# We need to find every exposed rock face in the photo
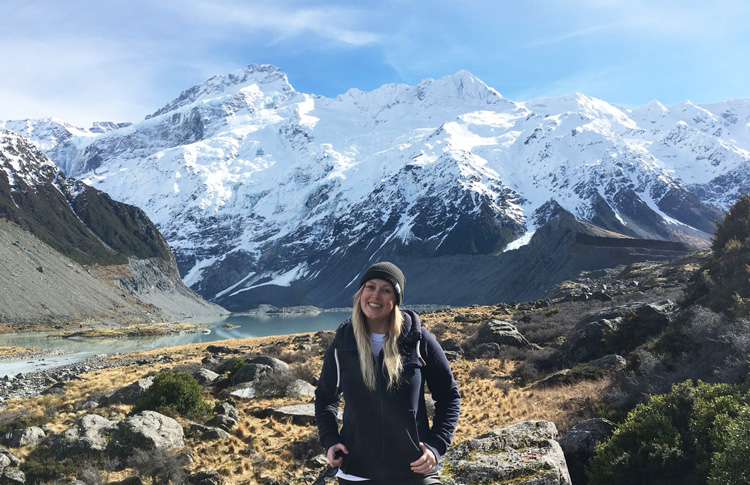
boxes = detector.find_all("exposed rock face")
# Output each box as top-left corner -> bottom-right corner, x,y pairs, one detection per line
2,427 -> 45,448
52,414 -> 118,458
556,301 -> 675,365
107,411 -> 184,459
558,418 -> 616,485
230,363 -> 272,386
441,420 -> 571,485
0,130 -> 224,328
102,376 -> 154,405
477,320 -> 535,349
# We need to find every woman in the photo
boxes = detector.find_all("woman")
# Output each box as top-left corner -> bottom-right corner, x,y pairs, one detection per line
315,262 -> 461,484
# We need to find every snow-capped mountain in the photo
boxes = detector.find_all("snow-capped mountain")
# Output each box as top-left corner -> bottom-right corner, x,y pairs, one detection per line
6,64 -> 744,309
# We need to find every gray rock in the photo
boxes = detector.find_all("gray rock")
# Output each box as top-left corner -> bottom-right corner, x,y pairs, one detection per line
286,379 -> 316,399
186,422 -> 231,441
247,356 -> 289,373
557,301 -> 674,365
0,469 -> 25,485
444,351 -> 462,362
52,414 -> 118,458
214,402 -> 239,421
74,400 -> 100,411
103,376 -> 154,405
439,338 -> 463,353
193,368 -> 220,385
187,470 -> 223,485
471,343 -> 502,358
441,420 -> 571,485
0,449 -> 20,472
587,354 -> 627,372
107,411 -> 184,458
228,385 -> 256,400
558,418 -> 616,485
268,404 -> 318,425
206,414 -> 237,431
231,363 -> 272,386
477,320 -> 534,349
533,369 -> 572,389
3,427 -> 45,448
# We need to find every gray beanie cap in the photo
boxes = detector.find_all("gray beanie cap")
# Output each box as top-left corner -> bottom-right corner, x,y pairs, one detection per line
358,262 -> 405,305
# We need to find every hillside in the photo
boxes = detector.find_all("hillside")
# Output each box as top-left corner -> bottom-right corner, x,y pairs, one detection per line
0,130 -> 225,327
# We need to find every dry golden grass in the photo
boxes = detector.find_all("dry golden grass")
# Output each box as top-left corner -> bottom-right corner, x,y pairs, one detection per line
0,346 -> 40,356
0,306 -> 612,484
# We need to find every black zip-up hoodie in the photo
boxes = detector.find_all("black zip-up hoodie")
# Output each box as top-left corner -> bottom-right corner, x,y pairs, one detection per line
315,310 -> 461,481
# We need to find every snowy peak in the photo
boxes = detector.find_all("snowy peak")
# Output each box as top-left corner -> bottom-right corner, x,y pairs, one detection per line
525,92 -> 637,130
0,129 -> 60,188
147,64 -> 296,119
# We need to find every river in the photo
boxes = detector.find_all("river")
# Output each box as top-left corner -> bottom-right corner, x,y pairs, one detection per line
0,311 -> 350,377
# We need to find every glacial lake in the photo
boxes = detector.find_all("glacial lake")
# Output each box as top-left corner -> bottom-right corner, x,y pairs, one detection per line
0,311 -> 351,377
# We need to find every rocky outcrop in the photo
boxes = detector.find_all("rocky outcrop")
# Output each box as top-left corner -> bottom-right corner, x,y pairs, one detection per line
107,411 -> 184,459
441,421 -> 571,485
2,427 -> 44,448
558,418 -> 616,485
52,414 -> 118,458
556,301 -> 675,365
477,320 -> 535,349
102,376 -> 154,405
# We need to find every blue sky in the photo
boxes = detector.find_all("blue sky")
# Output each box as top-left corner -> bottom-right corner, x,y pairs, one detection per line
2,0 -> 749,126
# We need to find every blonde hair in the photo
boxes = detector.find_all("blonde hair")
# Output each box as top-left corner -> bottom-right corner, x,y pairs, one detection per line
352,286 -> 404,391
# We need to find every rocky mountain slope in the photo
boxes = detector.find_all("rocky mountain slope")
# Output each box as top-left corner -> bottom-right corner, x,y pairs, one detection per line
0,130 -> 224,325
6,65 -> 747,309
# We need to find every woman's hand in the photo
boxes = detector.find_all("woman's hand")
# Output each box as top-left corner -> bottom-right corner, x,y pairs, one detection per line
410,442 -> 437,474
326,443 -> 348,467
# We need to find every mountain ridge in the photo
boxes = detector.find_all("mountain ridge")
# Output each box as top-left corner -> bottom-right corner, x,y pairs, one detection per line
4,64 -> 746,309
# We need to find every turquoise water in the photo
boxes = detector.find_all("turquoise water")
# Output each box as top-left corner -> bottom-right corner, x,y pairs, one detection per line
0,311 -> 350,377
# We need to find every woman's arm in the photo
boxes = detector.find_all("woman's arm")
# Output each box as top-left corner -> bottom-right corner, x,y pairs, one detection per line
314,344 -> 344,452
421,329 -> 461,462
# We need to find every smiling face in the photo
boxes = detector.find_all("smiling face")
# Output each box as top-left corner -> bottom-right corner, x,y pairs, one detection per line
359,278 -> 397,331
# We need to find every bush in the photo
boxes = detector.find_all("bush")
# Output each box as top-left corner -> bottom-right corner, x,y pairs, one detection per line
684,195 -> 750,317
589,380 -> 750,485
21,443 -> 79,483
469,364 -> 493,379
708,406 -> 750,484
132,371 -> 211,418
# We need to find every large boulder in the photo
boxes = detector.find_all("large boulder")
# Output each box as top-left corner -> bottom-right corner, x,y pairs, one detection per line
0,449 -> 20,472
477,320 -> 534,349
52,414 -> 118,459
231,364 -> 272,386
558,418 -> 616,485
2,427 -> 45,448
193,368 -> 220,385
247,356 -> 289,373
441,420 -> 571,485
0,469 -> 25,485
107,411 -> 184,459
557,301 -> 674,365
102,376 -> 154,405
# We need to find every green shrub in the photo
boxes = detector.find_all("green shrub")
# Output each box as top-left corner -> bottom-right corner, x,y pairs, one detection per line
545,307 -> 560,317
709,406 -> 750,484
132,371 -> 211,418
684,195 -> 750,317
21,443 -> 79,483
588,380 -> 750,485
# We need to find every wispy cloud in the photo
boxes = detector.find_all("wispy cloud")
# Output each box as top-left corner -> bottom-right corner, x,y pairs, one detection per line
172,0 -> 382,46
